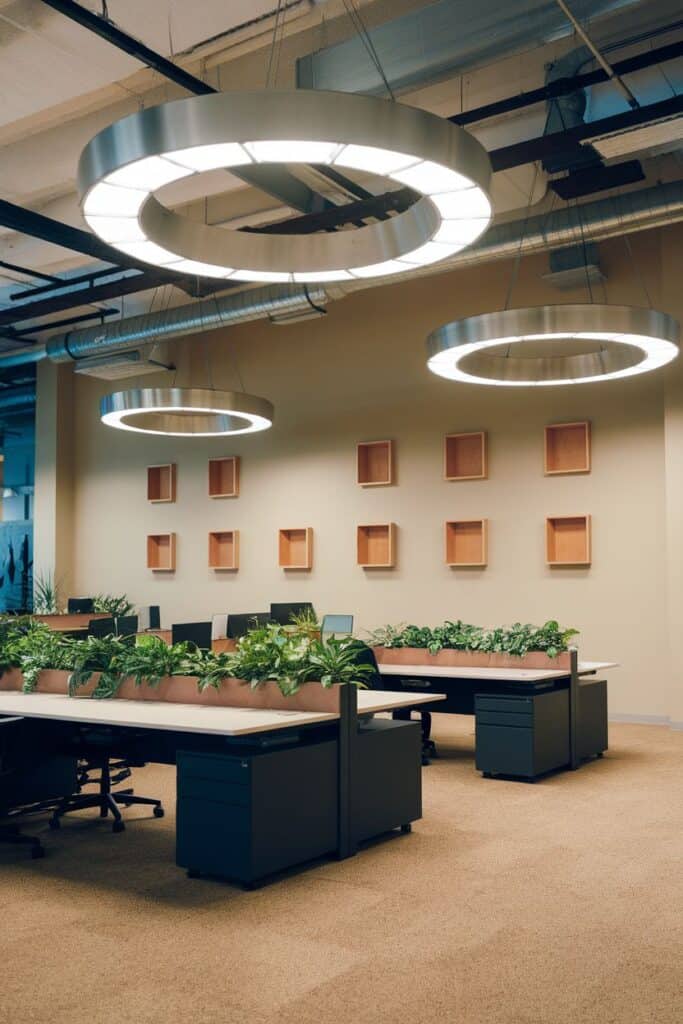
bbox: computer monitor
[68,597,94,614]
[269,602,315,627]
[115,615,139,640]
[171,621,212,650]
[226,613,271,639]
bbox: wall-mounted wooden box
[209,530,239,571]
[147,533,176,572]
[147,464,176,503]
[546,515,591,566]
[445,519,488,567]
[444,432,487,481]
[357,523,396,568]
[544,422,591,475]
[278,528,313,570]
[357,440,394,486]
[208,457,240,498]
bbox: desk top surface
[377,660,617,682]
[0,689,444,737]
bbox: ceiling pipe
[0,385,36,411]
[0,180,682,371]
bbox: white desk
[0,688,445,737]
[377,661,617,683]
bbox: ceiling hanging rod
[38,0,352,218]
[554,0,639,110]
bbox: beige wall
[35,226,683,723]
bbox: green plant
[110,634,201,691]
[367,619,579,659]
[68,634,130,698]
[17,628,78,692]
[33,571,62,614]
[286,607,321,637]
[92,593,135,618]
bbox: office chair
[269,602,315,626]
[67,597,94,614]
[227,613,271,639]
[87,616,115,638]
[349,642,435,766]
[171,621,212,650]
[321,614,354,640]
[1,717,78,858]
[114,615,138,640]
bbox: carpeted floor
[1,718,681,1024]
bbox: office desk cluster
[0,687,443,886]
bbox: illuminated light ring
[78,90,492,282]
[426,305,680,386]
[100,388,274,437]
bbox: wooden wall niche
[357,523,396,568]
[147,533,176,572]
[209,530,239,571]
[546,515,591,566]
[544,422,591,475]
[445,519,488,567]
[208,457,240,498]
[147,464,176,503]
[357,440,394,486]
[278,528,313,571]
[444,432,487,481]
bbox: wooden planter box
[115,676,343,712]
[0,670,101,695]
[372,646,571,670]
[0,668,24,691]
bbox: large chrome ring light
[426,305,680,386]
[100,388,274,437]
[78,89,492,283]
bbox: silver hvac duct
[46,284,327,363]
[0,384,36,412]
[0,180,681,371]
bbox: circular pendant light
[426,305,680,386]
[78,89,492,283]
[100,387,274,436]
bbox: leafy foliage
[92,593,135,618]
[33,571,62,614]
[367,619,579,659]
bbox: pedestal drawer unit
[475,689,570,779]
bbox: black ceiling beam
[0,199,186,284]
[10,265,133,301]
[0,259,60,283]
[450,37,683,127]
[244,188,415,235]
[38,0,342,217]
[489,93,683,172]
[10,309,119,337]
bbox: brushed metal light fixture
[100,387,274,437]
[426,305,679,386]
[78,89,492,283]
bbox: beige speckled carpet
[1,719,681,1024]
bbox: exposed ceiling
[0,0,681,372]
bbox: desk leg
[337,684,357,859]
[569,648,579,770]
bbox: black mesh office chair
[171,621,212,650]
[87,616,115,638]
[349,642,435,765]
[1,717,78,858]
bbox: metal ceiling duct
[0,384,36,413]
[0,181,682,372]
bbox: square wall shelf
[546,515,591,566]
[147,533,176,572]
[544,422,591,475]
[444,432,487,481]
[357,523,396,568]
[445,519,488,567]
[209,456,240,498]
[147,464,176,503]
[209,530,239,571]
[279,528,313,571]
[357,440,394,486]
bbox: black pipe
[0,260,60,284]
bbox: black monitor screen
[269,602,315,626]
[68,597,94,614]
[226,613,271,639]
[171,621,212,650]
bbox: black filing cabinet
[475,689,570,779]
[475,680,608,780]
[176,739,338,885]
[352,718,421,843]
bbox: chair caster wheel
[48,817,60,830]
[187,869,200,879]
[31,846,45,859]
[112,820,125,833]
[153,806,164,818]
[400,823,412,834]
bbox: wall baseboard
[608,713,671,726]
